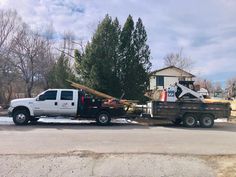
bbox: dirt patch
[202,155,236,177]
[0,153,216,177]
[229,116,236,123]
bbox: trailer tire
[96,111,111,125]
[200,114,214,128]
[13,109,30,125]
[172,119,182,125]
[183,114,197,128]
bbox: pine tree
[119,15,135,99]
[48,53,75,88]
[132,18,151,101]
[80,15,122,97]
[77,15,151,101]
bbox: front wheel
[200,114,214,128]
[13,110,30,125]
[183,114,197,128]
[96,111,111,125]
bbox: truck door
[58,90,77,116]
[34,90,59,116]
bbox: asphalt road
[0,117,236,177]
[0,117,236,155]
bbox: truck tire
[13,110,30,125]
[200,114,214,128]
[172,119,182,125]
[96,111,111,125]
[183,114,197,128]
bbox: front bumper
[8,106,14,117]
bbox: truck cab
[9,89,78,118]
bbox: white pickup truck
[8,89,125,125]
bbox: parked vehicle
[144,82,231,127]
[146,100,231,128]
[8,89,125,125]
[8,81,231,128]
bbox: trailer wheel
[172,119,182,125]
[13,110,30,125]
[183,114,197,128]
[96,111,111,125]
[200,114,214,128]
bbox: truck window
[61,91,73,100]
[44,91,57,100]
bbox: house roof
[150,66,195,77]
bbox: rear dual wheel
[199,114,214,128]
[183,114,197,128]
[183,113,214,128]
[96,111,111,125]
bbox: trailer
[146,100,231,128]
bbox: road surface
[0,117,236,177]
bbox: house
[149,66,195,90]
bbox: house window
[156,76,164,86]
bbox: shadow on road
[148,122,236,132]
[0,117,236,132]
[0,120,150,131]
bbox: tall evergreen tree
[80,15,122,97]
[119,15,135,99]
[119,15,151,100]
[48,53,75,88]
[77,14,151,101]
[132,18,151,100]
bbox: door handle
[72,102,74,106]
[55,102,58,106]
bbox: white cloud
[0,0,236,83]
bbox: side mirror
[38,95,45,101]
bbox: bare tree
[163,49,194,71]
[0,9,21,105]
[62,31,75,59]
[10,24,46,97]
[35,25,56,89]
[226,77,236,98]
[195,78,214,94]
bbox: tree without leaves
[163,49,193,72]
[35,24,56,89]
[9,24,48,97]
[0,9,21,105]
[226,77,236,98]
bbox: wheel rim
[16,113,26,123]
[202,117,212,126]
[99,114,109,123]
[186,116,195,126]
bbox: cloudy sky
[0,0,236,86]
